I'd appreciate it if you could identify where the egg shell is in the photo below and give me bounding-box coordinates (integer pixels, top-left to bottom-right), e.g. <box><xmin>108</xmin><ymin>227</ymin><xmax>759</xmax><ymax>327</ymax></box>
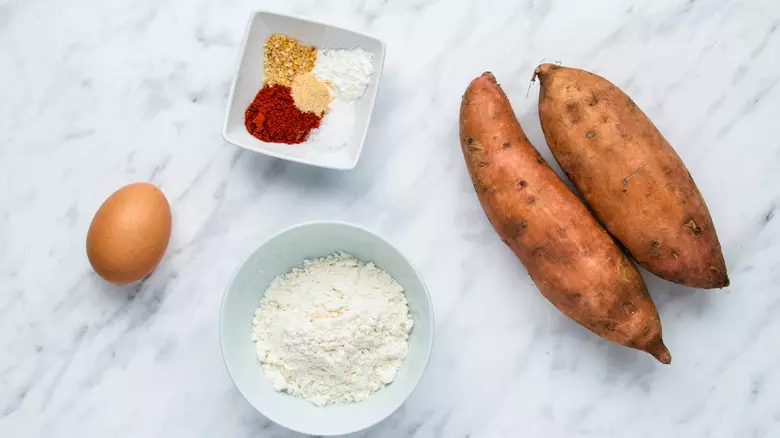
<box><xmin>86</xmin><ymin>183</ymin><xmax>172</xmax><ymax>284</ymax></box>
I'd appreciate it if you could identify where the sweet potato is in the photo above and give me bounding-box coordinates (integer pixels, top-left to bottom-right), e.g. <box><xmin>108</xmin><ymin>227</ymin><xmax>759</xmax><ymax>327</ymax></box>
<box><xmin>460</xmin><ymin>72</ymin><xmax>670</xmax><ymax>363</ymax></box>
<box><xmin>534</xmin><ymin>64</ymin><xmax>728</xmax><ymax>289</ymax></box>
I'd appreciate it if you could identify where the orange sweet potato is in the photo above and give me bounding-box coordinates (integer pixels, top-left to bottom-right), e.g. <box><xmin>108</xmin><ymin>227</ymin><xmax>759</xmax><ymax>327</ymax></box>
<box><xmin>460</xmin><ymin>72</ymin><xmax>670</xmax><ymax>363</ymax></box>
<box><xmin>534</xmin><ymin>64</ymin><xmax>728</xmax><ymax>289</ymax></box>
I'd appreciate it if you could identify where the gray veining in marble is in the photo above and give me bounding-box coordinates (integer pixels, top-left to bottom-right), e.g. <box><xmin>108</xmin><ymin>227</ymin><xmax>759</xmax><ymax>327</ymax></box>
<box><xmin>2</xmin><ymin>0</ymin><xmax>780</xmax><ymax>436</ymax></box>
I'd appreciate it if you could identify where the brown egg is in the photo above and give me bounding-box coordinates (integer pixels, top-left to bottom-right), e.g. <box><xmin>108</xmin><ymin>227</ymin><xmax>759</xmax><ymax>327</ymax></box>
<box><xmin>86</xmin><ymin>183</ymin><xmax>172</xmax><ymax>284</ymax></box>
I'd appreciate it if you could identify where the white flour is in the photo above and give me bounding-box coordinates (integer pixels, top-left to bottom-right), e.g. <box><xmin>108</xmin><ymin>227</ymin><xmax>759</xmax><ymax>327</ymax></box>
<box><xmin>313</xmin><ymin>48</ymin><xmax>374</xmax><ymax>102</ymax></box>
<box><xmin>251</xmin><ymin>252</ymin><xmax>413</xmax><ymax>407</ymax></box>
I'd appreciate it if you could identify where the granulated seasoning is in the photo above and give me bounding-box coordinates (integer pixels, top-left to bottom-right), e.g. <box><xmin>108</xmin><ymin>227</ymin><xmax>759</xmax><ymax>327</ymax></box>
<box><xmin>245</xmin><ymin>85</ymin><xmax>321</xmax><ymax>144</ymax></box>
<box><xmin>291</xmin><ymin>73</ymin><xmax>332</xmax><ymax>116</ymax></box>
<box><xmin>264</xmin><ymin>34</ymin><xmax>316</xmax><ymax>87</ymax></box>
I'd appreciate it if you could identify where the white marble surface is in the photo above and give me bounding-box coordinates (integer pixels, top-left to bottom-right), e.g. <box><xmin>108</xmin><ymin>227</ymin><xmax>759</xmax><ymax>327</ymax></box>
<box><xmin>2</xmin><ymin>0</ymin><xmax>779</xmax><ymax>436</ymax></box>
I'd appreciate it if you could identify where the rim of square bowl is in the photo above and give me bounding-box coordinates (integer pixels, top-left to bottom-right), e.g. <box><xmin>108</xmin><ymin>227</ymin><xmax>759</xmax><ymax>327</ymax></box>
<box><xmin>219</xmin><ymin>220</ymin><xmax>435</xmax><ymax>435</ymax></box>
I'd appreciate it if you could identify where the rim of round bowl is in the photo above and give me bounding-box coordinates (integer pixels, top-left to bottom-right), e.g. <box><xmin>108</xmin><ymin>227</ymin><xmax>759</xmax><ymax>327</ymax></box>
<box><xmin>219</xmin><ymin>220</ymin><xmax>435</xmax><ymax>435</ymax></box>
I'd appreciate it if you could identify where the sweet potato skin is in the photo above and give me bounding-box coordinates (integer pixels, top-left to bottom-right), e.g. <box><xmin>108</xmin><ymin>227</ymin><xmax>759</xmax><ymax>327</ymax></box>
<box><xmin>534</xmin><ymin>64</ymin><xmax>728</xmax><ymax>289</ymax></box>
<box><xmin>460</xmin><ymin>72</ymin><xmax>670</xmax><ymax>363</ymax></box>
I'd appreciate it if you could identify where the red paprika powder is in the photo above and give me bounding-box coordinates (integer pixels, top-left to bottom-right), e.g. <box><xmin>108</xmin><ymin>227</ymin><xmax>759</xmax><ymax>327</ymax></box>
<box><xmin>244</xmin><ymin>85</ymin><xmax>321</xmax><ymax>144</ymax></box>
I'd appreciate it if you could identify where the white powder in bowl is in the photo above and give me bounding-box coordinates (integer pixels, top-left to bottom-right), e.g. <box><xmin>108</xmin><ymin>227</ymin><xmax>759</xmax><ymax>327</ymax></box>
<box><xmin>251</xmin><ymin>252</ymin><xmax>413</xmax><ymax>407</ymax></box>
<box><xmin>313</xmin><ymin>48</ymin><xmax>374</xmax><ymax>102</ymax></box>
<box><xmin>306</xmin><ymin>100</ymin><xmax>355</xmax><ymax>152</ymax></box>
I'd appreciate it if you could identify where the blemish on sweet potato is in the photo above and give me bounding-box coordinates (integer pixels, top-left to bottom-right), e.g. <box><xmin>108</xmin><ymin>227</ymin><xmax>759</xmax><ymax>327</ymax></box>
<box><xmin>589</xmin><ymin>317</ymin><xmax>618</xmax><ymax>333</ymax></box>
<box><xmin>622</xmin><ymin>163</ymin><xmax>647</xmax><ymax>186</ymax></box>
<box><xmin>618</xmin><ymin>262</ymin><xmax>634</xmax><ymax>282</ymax></box>
<box><xmin>534</xmin><ymin>244</ymin><xmax>573</xmax><ymax>265</ymax></box>
<box><xmin>615</xmin><ymin>123</ymin><xmax>628</xmax><ymax>139</ymax></box>
<box><xmin>586</xmin><ymin>129</ymin><xmax>596</xmax><ymax>139</ymax></box>
<box><xmin>505</xmin><ymin>219</ymin><xmax>528</xmax><ymax>237</ymax></box>
<box><xmin>567</xmin><ymin>291</ymin><xmax>584</xmax><ymax>304</ymax></box>
<box><xmin>518</xmin><ymin>180</ymin><xmax>528</xmax><ymax>189</ymax></box>
<box><xmin>589</xmin><ymin>91</ymin><xmax>599</xmax><ymax>106</ymax></box>
<box><xmin>565</xmin><ymin>102</ymin><xmax>583</xmax><ymax>124</ymax></box>
<box><xmin>626</xmin><ymin>96</ymin><xmax>638</xmax><ymax>112</ymax></box>
<box><xmin>685</xmin><ymin>219</ymin><xmax>703</xmax><ymax>236</ymax></box>
<box><xmin>503</xmin><ymin>142</ymin><xmax>512</xmax><ymax>149</ymax></box>
<box><xmin>528</xmin><ymin>196</ymin><xmax>536</xmax><ymax>204</ymax></box>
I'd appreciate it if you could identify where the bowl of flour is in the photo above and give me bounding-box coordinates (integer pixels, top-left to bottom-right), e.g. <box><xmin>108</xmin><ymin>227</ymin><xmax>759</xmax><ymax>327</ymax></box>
<box><xmin>220</xmin><ymin>221</ymin><xmax>434</xmax><ymax>436</ymax></box>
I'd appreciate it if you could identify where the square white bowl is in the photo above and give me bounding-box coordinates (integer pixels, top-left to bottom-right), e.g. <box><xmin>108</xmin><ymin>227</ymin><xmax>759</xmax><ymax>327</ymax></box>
<box><xmin>220</xmin><ymin>221</ymin><xmax>434</xmax><ymax>436</ymax></box>
<box><xmin>222</xmin><ymin>11</ymin><xmax>386</xmax><ymax>170</ymax></box>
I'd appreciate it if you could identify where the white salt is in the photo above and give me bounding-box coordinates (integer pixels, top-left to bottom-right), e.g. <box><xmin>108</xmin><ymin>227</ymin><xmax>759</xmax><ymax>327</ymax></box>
<box><xmin>306</xmin><ymin>100</ymin><xmax>355</xmax><ymax>151</ymax></box>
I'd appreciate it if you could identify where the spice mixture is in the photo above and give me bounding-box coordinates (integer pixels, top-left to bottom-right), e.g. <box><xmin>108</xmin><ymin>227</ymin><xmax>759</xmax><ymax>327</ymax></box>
<box><xmin>245</xmin><ymin>33</ymin><xmax>374</xmax><ymax>147</ymax></box>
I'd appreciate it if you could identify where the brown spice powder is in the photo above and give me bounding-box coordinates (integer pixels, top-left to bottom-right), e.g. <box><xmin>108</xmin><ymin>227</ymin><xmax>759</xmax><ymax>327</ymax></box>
<box><xmin>290</xmin><ymin>73</ymin><xmax>332</xmax><ymax>115</ymax></box>
<box><xmin>264</xmin><ymin>34</ymin><xmax>316</xmax><ymax>87</ymax></box>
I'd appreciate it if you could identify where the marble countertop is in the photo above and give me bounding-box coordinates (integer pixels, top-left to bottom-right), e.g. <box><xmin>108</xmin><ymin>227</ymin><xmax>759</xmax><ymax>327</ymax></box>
<box><xmin>2</xmin><ymin>0</ymin><xmax>779</xmax><ymax>436</ymax></box>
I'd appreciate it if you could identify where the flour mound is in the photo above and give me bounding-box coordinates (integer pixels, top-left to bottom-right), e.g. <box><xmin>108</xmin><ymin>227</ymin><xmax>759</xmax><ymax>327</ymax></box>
<box><xmin>251</xmin><ymin>252</ymin><xmax>413</xmax><ymax>407</ymax></box>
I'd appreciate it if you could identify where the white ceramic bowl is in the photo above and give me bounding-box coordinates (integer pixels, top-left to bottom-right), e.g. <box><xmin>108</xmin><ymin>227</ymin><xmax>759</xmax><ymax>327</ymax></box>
<box><xmin>222</xmin><ymin>11</ymin><xmax>386</xmax><ymax>170</ymax></box>
<box><xmin>220</xmin><ymin>221</ymin><xmax>434</xmax><ymax>436</ymax></box>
